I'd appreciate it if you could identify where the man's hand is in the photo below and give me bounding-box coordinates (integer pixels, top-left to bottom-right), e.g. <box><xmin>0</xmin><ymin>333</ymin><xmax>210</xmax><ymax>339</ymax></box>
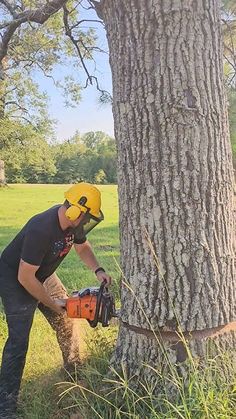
<box><xmin>53</xmin><ymin>299</ymin><xmax>67</xmax><ymax>315</ymax></box>
<box><xmin>96</xmin><ymin>270</ymin><xmax>112</xmax><ymax>286</ymax></box>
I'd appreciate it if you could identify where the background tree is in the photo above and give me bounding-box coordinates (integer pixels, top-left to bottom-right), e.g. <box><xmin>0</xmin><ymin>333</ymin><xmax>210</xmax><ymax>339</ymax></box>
<box><xmin>0</xmin><ymin>127</ymin><xmax>117</xmax><ymax>184</ymax></box>
<box><xmin>0</xmin><ymin>0</ymin><xmax>108</xmax><ymax>117</ymax></box>
<box><xmin>222</xmin><ymin>0</ymin><xmax>236</xmax><ymax>170</ymax></box>
<box><xmin>0</xmin><ymin>0</ymin><xmax>107</xmax><ymax>185</ymax></box>
<box><xmin>0</xmin><ymin>118</ymin><xmax>56</xmax><ymax>182</ymax></box>
<box><xmin>94</xmin><ymin>0</ymin><xmax>236</xmax><ymax>383</ymax></box>
<box><xmin>81</xmin><ymin>131</ymin><xmax>117</xmax><ymax>182</ymax></box>
<box><xmin>52</xmin><ymin>130</ymin><xmax>116</xmax><ymax>184</ymax></box>
<box><xmin>52</xmin><ymin>132</ymin><xmax>86</xmax><ymax>183</ymax></box>
<box><xmin>222</xmin><ymin>0</ymin><xmax>236</xmax><ymax>87</ymax></box>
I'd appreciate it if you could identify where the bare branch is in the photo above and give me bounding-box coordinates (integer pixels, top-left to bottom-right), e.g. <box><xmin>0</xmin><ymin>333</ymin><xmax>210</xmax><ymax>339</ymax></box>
<box><xmin>80</xmin><ymin>2</ymin><xmax>94</xmax><ymax>11</ymax></box>
<box><xmin>228</xmin><ymin>73</ymin><xmax>236</xmax><ymax>86</ymax></box>
<box><xmin>63</xmin><ymin>4</ymin><xmax>93</xmax><ymax>84</ymax></box>
<box><xmin>5</xmin><ymin>85</ymin><xmax>17</xmax><ymax>95</ymax></box>
<box><xmin>35</xmin><ymin>62</ymin><xmax>58</xmax><ymax>85</ymax></box>
<box><xmin>10</xmin><ymin>114</ymin><xmax>33</xmax><ymax>125</ymax></box>
<box><xmin>87</xmin><ymin>0</ymin><xmax>102</xmax><ymax>7</ymax></box>
<box><xmin>224</xmin><ymin>53</ymin><xmax>236</xmax><ymax>69</ymax></box>
<box><xmin>87</xmin><ymin>75</ymin><xmax>112</xmax><ymax>102</ymax></box>
<box><xmin>5</xmin><ymin>100</ymin><xmax>28</xmax><ymax>113</ymax></box>
<box><xmin>71</xmin><ymin>18</ymin><xmax>104</xmax><ymax>30</ymax></box>
<box><xmin>62</xmin><ymin>3</ymin><xmax>111</xmax><ymax>102</ymax></box>
<box><xmin>79</xmin><ymin>36</ymin><xmax>95</xmax><ymax>60</ymax></box>
<box><xmin>0</xmin><ymin>21</ymin><xmax>12</xmax><ymax>30</ymax></box>
<box><xmin>84</xmin><ymin>45</ymin><xmax>107</xmax><ymax>54</ymax></box>
<box><xmin>87</xmin><ymin>0</ymin><xmax>104</xmax><ymax>18</ymax></box>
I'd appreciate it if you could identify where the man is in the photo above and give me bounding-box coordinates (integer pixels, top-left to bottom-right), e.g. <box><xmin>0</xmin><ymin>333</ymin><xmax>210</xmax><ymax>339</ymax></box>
<box><xmin>0</xmin><ymin>182</ymin><xmax>111</xmax><ymax>418</ymax></box>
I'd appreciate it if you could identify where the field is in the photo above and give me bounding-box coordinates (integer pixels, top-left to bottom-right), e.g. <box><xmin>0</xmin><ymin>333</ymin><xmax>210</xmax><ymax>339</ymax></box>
<box><xmin>0</xmin><ymin>184</ymin><xmax>120</xmax><ymax>419</ymax></box>
<box><xmin>0</xmin><ymin>185</ymin><xmax>235</xmax><ymax>419</ymax></box>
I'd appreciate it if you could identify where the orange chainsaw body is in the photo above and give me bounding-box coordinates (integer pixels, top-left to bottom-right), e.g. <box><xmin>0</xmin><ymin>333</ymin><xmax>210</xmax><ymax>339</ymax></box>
<box><xmin>66</xmin><ymin>294</ymin><xmax>98</xmax><ymax>320</ymax></box>
<box><xmin>66</xmin><ymin>284</ymin><xmax>117</xmax><ymax>328</ymax></box>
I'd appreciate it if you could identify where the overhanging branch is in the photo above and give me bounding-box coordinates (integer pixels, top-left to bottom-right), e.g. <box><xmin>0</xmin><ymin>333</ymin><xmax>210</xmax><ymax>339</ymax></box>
<box><xmin>63</xmin><ymin>4</ymin><xmax>92</xmax><ymax>84</ymax></box>
<box><xmin>62</xmin><ymin>3</ymin><xmax>112</xmax><ymax>103</ymax></box>
<box><xmin>0</xmin><ymin>0</ymin><xmax>68</xmax><ymax>64</ymax></box>
<box><xmin>87</xmin><ymin>0</ymin><xmax>104</xmax><ymax>19</ymax></box>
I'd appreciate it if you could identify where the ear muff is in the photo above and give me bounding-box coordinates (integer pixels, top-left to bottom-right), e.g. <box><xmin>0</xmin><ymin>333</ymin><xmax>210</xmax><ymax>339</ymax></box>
<box><xmin>65</xmin><ymin>205</ymin><xmax>81</xmax><ymax>221</ymax></box>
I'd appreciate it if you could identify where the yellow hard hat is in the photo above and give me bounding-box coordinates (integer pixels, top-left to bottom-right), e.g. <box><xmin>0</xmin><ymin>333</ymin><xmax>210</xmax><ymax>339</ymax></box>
<box><xmin>64</xmin><ymin>182</ymin><xmax>101</xmax><ymax>221</ymax></box>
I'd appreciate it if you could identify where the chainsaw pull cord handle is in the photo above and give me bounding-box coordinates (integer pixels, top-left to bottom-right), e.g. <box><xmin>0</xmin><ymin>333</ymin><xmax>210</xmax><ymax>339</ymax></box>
<box><xmin>89</xmin><ymin>280</ymin><xmax>107</xmax><ymax>328</ymax></box>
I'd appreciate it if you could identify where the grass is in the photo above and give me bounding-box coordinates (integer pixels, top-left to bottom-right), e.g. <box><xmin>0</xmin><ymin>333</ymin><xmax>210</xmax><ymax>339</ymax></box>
<box><xmin>0</xmin><ymin>185</ymin><xmax>235</xmax><ymax>419</ymax></box>
<box><xmin>44</xmin><ymin>322</ymin><xmax>235</xmax><ymax>419</ymax></box>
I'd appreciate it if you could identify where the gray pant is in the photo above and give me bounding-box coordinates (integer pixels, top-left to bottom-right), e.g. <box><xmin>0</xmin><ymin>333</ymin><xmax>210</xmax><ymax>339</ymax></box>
<box><xmin>0</xmin><ymin>262</ymin><xmax>80</xmax><ymax>417</ymax></box>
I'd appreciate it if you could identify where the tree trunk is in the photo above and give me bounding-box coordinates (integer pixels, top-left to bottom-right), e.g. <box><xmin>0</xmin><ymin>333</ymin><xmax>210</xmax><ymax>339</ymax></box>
<box><xmin>0</xmin><ymin>59</ymin><xmax>7</xmax><ymax>118</ymax></box>
<box><xmin>99</xmin><ymin>0</ymin><xmax>236</xmax><ymax>378</ymax></box>
<box><xmin>0</xmin><ymin>159</ymin><xmax>6</xmax><ymax>186</ymax></box>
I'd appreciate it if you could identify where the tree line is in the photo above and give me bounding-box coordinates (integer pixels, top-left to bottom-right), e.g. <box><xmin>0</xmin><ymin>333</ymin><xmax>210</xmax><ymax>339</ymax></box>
<box><xmin>0</xmin><ymin>124</ymin><xmax>117</xmax><ymax>184</ymax></box>
<box><xmin>0</xmin><ymin>0</ymin><xmax>235</xmax><ymax>186</ymax></box>
<box><xmin>1</xmin><ymin>87</ymin><xmax>236</xmax><ymax>184</ymax></box>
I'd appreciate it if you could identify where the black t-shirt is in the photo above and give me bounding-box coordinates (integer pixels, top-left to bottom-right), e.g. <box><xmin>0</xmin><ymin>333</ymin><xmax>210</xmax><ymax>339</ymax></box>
<box><xmin>0</xmin><ymin>205</ymin><xmax>86</xmax><ymax>282</ymax></box>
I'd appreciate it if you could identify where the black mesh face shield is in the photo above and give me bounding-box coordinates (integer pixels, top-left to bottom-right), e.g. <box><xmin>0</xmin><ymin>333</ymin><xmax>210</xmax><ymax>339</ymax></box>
<box><xmin>80</xmin><ymin>210</ymin><xmax>104</xmax><ymax>235</ymax></box>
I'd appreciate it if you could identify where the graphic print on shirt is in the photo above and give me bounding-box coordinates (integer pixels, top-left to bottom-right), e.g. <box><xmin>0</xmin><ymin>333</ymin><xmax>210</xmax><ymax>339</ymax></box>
<box><xmin>53</xmin><ymin>233</ymin><xmax>75</xmax><ymax>257</ymax></box>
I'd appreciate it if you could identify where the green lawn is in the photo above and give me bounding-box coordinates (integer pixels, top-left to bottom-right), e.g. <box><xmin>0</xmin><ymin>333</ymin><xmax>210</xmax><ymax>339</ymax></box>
<box><xmin>0</xmin><ymin>184</ymin><xmax>120</xmax><ymax>419</ymax></box>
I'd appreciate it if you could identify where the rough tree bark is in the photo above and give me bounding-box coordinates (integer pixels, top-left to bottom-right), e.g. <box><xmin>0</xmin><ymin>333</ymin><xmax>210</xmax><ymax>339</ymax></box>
<box><xmin>97</xmin><ymin>0</ymin><xmax>236</xmax><ymax>378</ymax></box>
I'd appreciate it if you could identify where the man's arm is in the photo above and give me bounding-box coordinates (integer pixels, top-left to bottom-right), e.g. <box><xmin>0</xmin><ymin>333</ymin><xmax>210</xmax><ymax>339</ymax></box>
<box><xmin>18</xmin><ymin>259</ymin><xmax>65</xmax><ymax>314</ymax></box>
<box><xmin>74</xmin><ymin>240</ymin><xmax>112</xmax><ymax>285</ymax></box>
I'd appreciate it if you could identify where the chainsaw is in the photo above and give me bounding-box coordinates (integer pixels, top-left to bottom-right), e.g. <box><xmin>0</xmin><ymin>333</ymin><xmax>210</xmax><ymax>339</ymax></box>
<box><xmin>66</xmin><ymin>281</ymin><xmax>119</xmax><ymax>328</ymax></box>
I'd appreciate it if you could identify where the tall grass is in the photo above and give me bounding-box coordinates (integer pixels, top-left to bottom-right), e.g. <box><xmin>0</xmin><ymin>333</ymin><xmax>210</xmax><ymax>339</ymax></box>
<box><xmin>56</xmin><ymin>325</ymin><xmax>236</xmax><ymax>419</ymax></box>
<box><xmin>56</xmin><ymin>276</ymin><xmax>236</xmax><ymax>418</ymax></box>
<box><xmin>57</xmin><ymin>254</ymin><xmax>236</xmax><ymax>419</ymax></box>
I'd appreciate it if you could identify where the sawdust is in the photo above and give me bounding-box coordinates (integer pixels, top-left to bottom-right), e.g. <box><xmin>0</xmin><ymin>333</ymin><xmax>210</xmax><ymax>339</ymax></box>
<box><xmin>73</xmin><ymin>319</ymin><xmax>92</xmax><ymax>360</ymax></box>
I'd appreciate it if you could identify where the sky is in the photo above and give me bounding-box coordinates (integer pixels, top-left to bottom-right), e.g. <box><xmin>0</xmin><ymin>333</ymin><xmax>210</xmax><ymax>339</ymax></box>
<box><xmin>34</xmin><ymin>6</ymin><xmax>114</xmax><ymax>142</ymax></box>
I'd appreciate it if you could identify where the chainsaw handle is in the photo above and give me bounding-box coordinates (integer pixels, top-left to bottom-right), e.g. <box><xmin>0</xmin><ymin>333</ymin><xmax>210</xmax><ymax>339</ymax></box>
<box><xmin>89</xmin><ymin>281</ymin><xmax>107</xmax><ymax>328</ymax></box>
<box><xmin>100</xmin><ymin>280</ymin><xmax>109</xmax><ymax>293</ymax></box>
